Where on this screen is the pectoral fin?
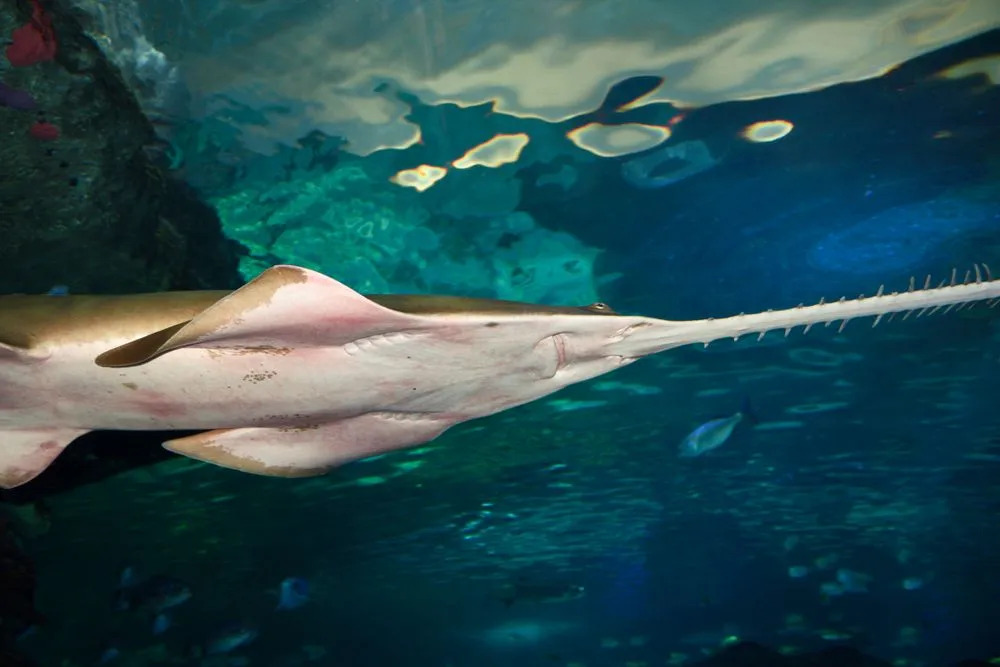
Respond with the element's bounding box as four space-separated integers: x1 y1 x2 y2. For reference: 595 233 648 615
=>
95 265 419 368
0 428 89 488
162 412 455 477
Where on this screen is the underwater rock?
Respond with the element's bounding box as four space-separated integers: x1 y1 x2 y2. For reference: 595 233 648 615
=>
0 80 36 109
69 0 186 124
0 0 243 294
0 512 43 666
215 156 601 303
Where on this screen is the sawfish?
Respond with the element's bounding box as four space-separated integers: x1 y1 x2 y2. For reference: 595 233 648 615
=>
1 264 998 489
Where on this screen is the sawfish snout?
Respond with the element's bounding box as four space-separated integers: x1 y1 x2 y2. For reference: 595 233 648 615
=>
604 268 1000 358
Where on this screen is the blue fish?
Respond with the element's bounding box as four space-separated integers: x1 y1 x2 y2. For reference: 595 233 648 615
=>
113 568 192 614
46 285 69 296
203 622 257 655
95 644 120 665
152 612 170 635
678 397 754 458
276 576 310 610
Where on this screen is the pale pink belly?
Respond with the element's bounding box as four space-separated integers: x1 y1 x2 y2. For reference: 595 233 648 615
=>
3 345 391 431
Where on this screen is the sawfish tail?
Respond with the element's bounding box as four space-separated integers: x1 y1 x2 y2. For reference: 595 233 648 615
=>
618 265 1000 357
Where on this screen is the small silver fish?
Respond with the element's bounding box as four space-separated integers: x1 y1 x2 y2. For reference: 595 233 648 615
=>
678 398 753 458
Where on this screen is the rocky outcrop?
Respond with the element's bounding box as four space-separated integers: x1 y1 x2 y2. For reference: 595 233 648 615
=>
0 0 243 294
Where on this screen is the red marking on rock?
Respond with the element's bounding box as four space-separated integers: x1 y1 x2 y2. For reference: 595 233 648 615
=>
29 121 59 141
5 0 57 67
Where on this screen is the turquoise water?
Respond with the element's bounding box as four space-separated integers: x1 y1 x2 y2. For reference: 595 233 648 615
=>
2 2 1000 666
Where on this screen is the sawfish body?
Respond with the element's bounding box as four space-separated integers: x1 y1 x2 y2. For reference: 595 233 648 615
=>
1 264 998 488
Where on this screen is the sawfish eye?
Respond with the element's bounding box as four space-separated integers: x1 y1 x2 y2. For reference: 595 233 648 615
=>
584 302 616 314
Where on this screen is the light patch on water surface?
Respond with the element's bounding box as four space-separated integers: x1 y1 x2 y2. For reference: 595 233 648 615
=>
165 0 999 155
390 164 448 191
939 54 1000 85
741 119 794 142
452 133 530 168
566 122 671 157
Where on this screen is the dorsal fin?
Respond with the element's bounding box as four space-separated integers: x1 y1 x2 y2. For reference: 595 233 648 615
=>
95 265 419 368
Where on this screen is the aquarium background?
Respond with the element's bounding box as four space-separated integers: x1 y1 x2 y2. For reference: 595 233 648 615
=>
2 1 1000 666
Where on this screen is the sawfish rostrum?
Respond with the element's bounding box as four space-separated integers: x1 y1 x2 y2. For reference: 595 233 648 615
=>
1 264 998 488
